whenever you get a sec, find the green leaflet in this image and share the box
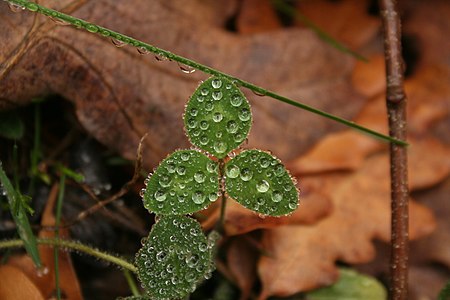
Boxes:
[184,77,252,158]
[135,215,214,300]
[142,150,220,215]
[306,268,387,300]
[225,150,298,216]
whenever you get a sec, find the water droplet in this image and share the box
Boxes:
[192,130,200,137]
[26,3,39,12]
[166,264,174,273]
[226,120,238,133]
[36,266,49,277]
[199,242,208,252]
[190,108,198,117]
[256,180,270,193]
[260,158,270,168]
[225,84,232,90]
[215,132,223,138]
[213,141,227,154]
[49,17,70,26]
[186,253,200,267]
[139,188,146,197]
[155,190,167,202]
[288,202,297,209]
[252,89,266,97]
[137,46,150,55]
[167,163,176,173]
[100,29,110,37]
[284,184,293,191]
[86,24,99,33]
[205,102,214,111]
[211,78,222,88]
[73,20,82,28]
[230,94,243,107]
[186,272,196,282]
[187,118,197,128]
[208,192,219,202]
[257,197,265,205]
[197,95,205,102]
[200,120,209,130]
[212,112,223,122]
[177,62,195,73]
[238,108,251,121]
[180,152,190,161]
[156,251,167,262]
[8,3,25,13]
[178,182,186,189]
[212,91,222,100]
[272,191,283,202]
[207,161,217,173]
[273,164,284,176]
[154,53,168,61]
[200,88,209,96]
[192,191,205,204]
[225,165,240,178]
[240,168,253,181]
[190,228,199,236]
[194,172,205,183]
[234,133,245,142]
[111,38,126,47]
[199,135,209,145]
[176,166,186,175]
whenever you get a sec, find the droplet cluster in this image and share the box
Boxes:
[142,150,219,215]
[225,150,298,216]
[184,77,251,158]
[136,216,214,300]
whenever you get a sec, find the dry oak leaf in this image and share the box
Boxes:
[7,184,83,300]
[257,137,449,299]
[0,0,365,166]
[227,238,259,300]
[0,265,45,300]
[289,64,450,175]
[201,177,332,235]
[237,0,282,34]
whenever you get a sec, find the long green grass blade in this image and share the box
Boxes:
[4,0,407,146]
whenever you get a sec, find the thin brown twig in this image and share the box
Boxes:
[379,1,409,299]
[43,134,148,234]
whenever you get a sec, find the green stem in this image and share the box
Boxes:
[123,269,141,297]
[54,175,66,300]
[0,238,137,273]
[5,0,407,146]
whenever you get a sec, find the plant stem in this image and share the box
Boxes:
[54,175,66,300]
[379,1,409,299]
[0,238,137,273]
[4,0,407,146]
[216,159,227,234]
[123,269,141,297]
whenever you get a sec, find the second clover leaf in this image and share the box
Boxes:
[184,77,252,158]
[225,150,299,216]
[142,150,220,215]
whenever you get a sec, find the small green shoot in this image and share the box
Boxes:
[0,161,42,268]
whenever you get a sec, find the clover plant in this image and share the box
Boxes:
[135,77,299,299]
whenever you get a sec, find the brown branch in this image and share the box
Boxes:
[379,1,409,299]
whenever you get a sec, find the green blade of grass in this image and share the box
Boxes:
[0,161,42,268]
[272,0,368,62]
[54,174,66,300]
[4,0,407,146]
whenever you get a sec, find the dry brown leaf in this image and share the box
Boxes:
[289,63,450,175]
[296,0,380,49]
[257,137,448,299]
[351,54,386,98]
[0,0,365,166]
[0,265,44,300]
[201,177,332,235]
[7,184,83,300]
[227,238,258,300]
[237,0,281,34]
